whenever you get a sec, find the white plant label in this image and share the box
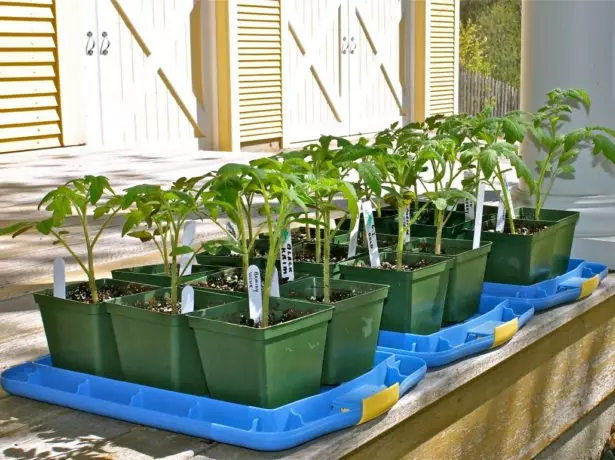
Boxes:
[464,200,475,221]
[53,257,66,299]
[362,200,380,267]
[472,182,486,250]
[247,265,263,322]
[179,220,196,276]
[180,285,195,314]
[501,176,516,219]
[402,205,412,243]
[270,267,280,297]
[496,200,506,233]
[226,221,239,241]
[463,171,476,221]
[279,229,295,281]
[347,201,362,258]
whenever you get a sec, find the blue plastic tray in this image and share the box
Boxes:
[377,297,534,367]
[1,351,426,451]
[481,259,608,311]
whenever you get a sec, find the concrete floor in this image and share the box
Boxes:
[0,145,269,299]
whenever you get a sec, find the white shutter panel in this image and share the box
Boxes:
[0,0,61,153]
[238,0,283,144]
[427,0,458,116]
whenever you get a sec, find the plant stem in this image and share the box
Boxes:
[495,168,516,234]
[396,202,405,271]
[79,208,99,303]
[323,208,331,303]
[435,209,444,255]
[170,228,179,311]
[315,210,321,263]
[261,205,283,328]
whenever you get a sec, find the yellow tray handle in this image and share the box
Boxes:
[579,275,600,299]
[491,317,519,349]
[357,383,400,425]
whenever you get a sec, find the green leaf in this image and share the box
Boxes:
[0,221,34,237]
[434,198,448,211]
[592,134,615,163]
[36,218,55,235]
[127,230,153,242]
[170,245,194,257]
[88,176,106,205]
[558,164,575,174]
[502,117,526,144]
[564,128,587,151]
[93,205,110,220]
[479,148,498,179]
[357,162,382,197]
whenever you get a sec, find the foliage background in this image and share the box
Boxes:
[460,0,521,87]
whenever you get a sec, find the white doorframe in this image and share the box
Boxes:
[55,0,88,146]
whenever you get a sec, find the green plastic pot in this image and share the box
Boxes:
[111,263,221,287]
[410,210,469,239]
[195,239,271,269]
[188,266,309,298]
[293,242,366,279]
[259,226,349,244]
[187,298,333,408]
[340,251,453,334]
[106,287,242,395]
[34,279,156,379]
[515,208,580,277]
[471,218,559,285]
[279,277,388,385]
[406,237,492,324]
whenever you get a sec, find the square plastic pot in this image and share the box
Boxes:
[111,263,221,287]
[33,279,157,380]
[106,288,242,395]
[187,298,333,408]
[481,206,580,278]
[279,277,389,385]
[470,218,559,285]
[259,226,349,244]
[195,239,272,269]
[293,242,366,279]
[515,208,580,277]
[410,210,469,239]
[339,251,453,334]
[405,237,492,324]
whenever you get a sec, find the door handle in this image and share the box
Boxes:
[85,31,95,56]
[349,37,357,54]
[341,36,349,54]
[100,31,110,56]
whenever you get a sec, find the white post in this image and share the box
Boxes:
[521,0,615,267]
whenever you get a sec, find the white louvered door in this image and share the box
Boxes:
[427,0,457,116]
[238,0,283,144]
[283,0,350,144]
[81,0,200,148]
[347,0,403,136]
[0,0,62,153]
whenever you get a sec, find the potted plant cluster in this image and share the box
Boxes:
[458,89,615,285]
[3,86,613,411]
[0,176,157,379]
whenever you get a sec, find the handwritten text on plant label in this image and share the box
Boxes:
[362,201,380,267]
[247,265,263,322]
[279,229,295,281]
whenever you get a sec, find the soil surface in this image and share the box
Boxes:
[485,219,548,235]
[354,258,437,272]
[238,307,313,328]
[133,296,180,314]
[66,283,153,303]
[193,269,290,293]
[294,245,350,263]
[284,288,362,304]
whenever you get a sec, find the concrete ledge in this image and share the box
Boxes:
[1,276,614,459]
